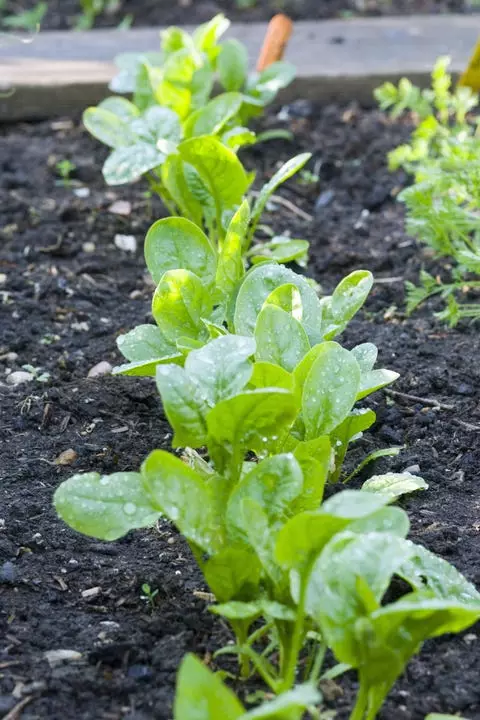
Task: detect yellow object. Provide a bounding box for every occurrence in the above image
[459,36,480,91]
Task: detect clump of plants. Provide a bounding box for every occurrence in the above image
[375,57,480,325]
[51,21,480,720]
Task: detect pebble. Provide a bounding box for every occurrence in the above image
[114,234,137,253]
[314,189,335,213]
[82,241,96,253]
[127,664,153,681]
[44,649,82,668]
[0,561,16,584]
[54,449,78,466]
[109,200,132,216]
[87,361,113,378]
[6,370,34,386]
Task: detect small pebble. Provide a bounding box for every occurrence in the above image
[87,361,113,379]
[109,200,132,216]
[0,561,16,584]
[127,664,153,681]
[114,234,137,253]
[82,242,96,253]
[73,187,90,198]
[314,190,335,213]
[6,370,34,386]
[54,449,78,466]
[44,649,82,668]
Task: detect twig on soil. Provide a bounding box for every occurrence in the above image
[250,191,313,222]
[452,418,480,431]
[3,697,33,720]
[384,388,455,411]
[373,276,404,284]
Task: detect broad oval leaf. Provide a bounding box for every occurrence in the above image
[174,654,244,720]
[356,368,399,401]
[83,106,137,149]
[243,684,321,719]
[303,342,361,439]
[184,92,243,138]
[255,305,310,372]
[103,143,165,185]
[362,472,428,500]
[142,450,226,554]
[161,154,203,227]
[351,342,378,372]
[216,200,248,308]
[152,269,211,343]
[54,472,160,541]
[202,546,261,603]
[320,270,373,339]
[218,39,248,92]
[185,334,255,405]
[145,217,217,286]
[131,106,182,144]
[234,263,323,345]
[226,454,303,542]
[249,361,294,392]
[156,364,209,447]
[116,324,177,362]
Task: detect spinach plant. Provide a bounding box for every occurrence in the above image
[375,57,480,325]
[84,14,295,202]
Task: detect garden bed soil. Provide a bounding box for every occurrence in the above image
[1,104,480,720]
[0,0,473,32]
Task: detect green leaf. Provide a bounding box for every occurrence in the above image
[203,547,261,603]
[362,472,428,500]
[54,472,160,541]
[290,436,331,512]
[234,263,323,345]
[210,600,262,620]
[161,154,203,226]
[152,269,211,343]
[243,684,321,719]
[193,13,230,55]
[248,362,294,394]
[206,389,298,474]
[226,454,303,542]
[185,335,255,405]
[425,715,470,720]
[249,153,311,237]
[302,342,361,439]
[115,323,177,364]
[142,450,226,554]
[130,105,182,144]
[349,506,410,537]
[251,237,309,267]
[351,342,377,372]
[156,364,209,447]
[255,305,310,372]
[179,136,249,210]
[343,446,403,484]
[222,126,256,151]
[320,271,373,339]
[83,106,137,148]
[357,368,399,401]
[103,143,165,185]
[216,201,248,304]
[174,654,244,720]
[275,490,392,570]
[218,39,248,92]
[240,499,284,586]
[185,92,243,138]
[145,217,217,286]
[263,283,303,320]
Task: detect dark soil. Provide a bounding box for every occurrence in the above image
[1,103,479,720]
[0,0,472,32]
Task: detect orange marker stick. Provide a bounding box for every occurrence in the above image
[256,14,293,72]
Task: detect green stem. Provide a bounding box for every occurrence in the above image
[279,577,308,692]
[247,620,275,647]
[349,682,368,720]
[309,643,326,684]
[215,645,279,693]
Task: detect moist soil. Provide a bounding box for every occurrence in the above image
[1,103,479,720]
[0,0,473,32]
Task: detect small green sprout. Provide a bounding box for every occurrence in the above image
[140,583,159,610]
[55,159,77,187]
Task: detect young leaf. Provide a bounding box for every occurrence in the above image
[144,217,217,286]
[234,263,323,345]
[362,472,428,500]
[161,154,203,226]
[179,136,250,210]
[290,436,331,512]
[174,654,244,720]
[348,506,410,538]
[130,106,182,144]
[226,454,303,542]
[249,361,295,392]
[83,106,137,148]
[255,305,310,372]
[54,472,161,541]
[142,450,226,554]
[216,201,248,306]
[302,342,361,439]
[114,324,182,376]
[320,270,373,339]
[218,39,248,92]
[184,335,256,405]
[156,364,209,447]
[185,92,243,138]
[193,13,230,55]
[152,269,211,343]
[202,547,262,603]
[206,389,298,475]
[103,143,165,185]
[249,153,311,239]
[240,498,285,586]
[243,684,321,719]
[351,342,378,372]
[357,368,399,401]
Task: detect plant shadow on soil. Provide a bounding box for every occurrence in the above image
[0,0,473,32]
[0,104,479,719]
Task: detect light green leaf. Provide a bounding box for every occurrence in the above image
[116,324,177,363]
[243,684,321,719]
[251,237,309,267]
[234,263,323,345]
[218,39,248,92]
[202,546,261,603]
[216,201,248,304]
[255,305,310,372]
[320,270,373,339]
[263,283,303,320]
[174,654,244,720]
[97,97,140,122]
[130,106,182,144]
[349,506,410,537]
[179,136,249,210]
[206,389,298,474]
[161,154,203,226]
[290,436,331,512]
[249,153,311,237]
[303,342,361,439]
[357,368,399,401]
[112,356,184,377]
[185,335,255,405]
[240,499,284,586]
[210,600,262,620]
[142,450,226,554]
[362,472,428,500]
[226,454,303,542]
[249,361,294,392]
[145,217,217,286]
[156,364,209,447]
[54,472,160,541]
[152,269,211,343]
[193,13,230,55]
[185,92,243,138]
[103,143,165,185]
[222,126,256,151]
[351,342,377,372]
[83,106,136,149]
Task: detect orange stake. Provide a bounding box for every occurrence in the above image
[256,14,293,72]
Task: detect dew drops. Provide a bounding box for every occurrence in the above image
[123,502,137,516]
